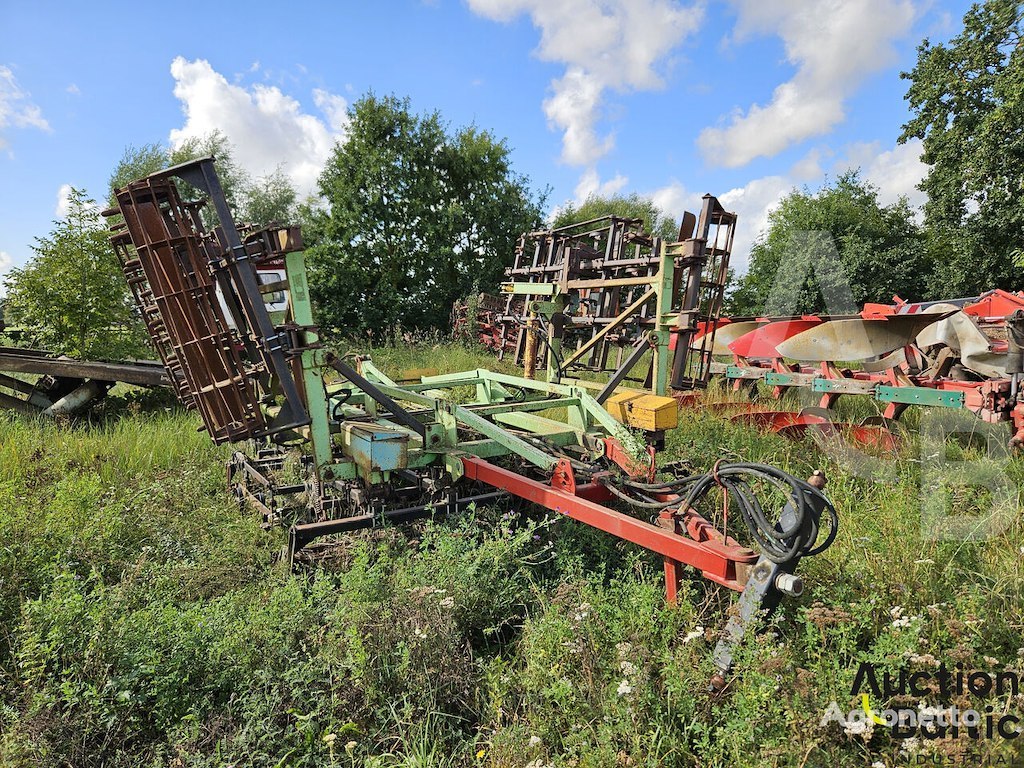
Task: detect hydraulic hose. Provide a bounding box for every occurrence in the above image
[609,462,838,565]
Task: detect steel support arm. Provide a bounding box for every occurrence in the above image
[460,454,754,591]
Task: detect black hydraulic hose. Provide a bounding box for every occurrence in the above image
[605,462,838,565]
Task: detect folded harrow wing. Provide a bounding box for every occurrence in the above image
[105,158,837,684]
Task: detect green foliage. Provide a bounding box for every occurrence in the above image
[552,192,679,241]
[242,166,298,226]
[2,188,147,359]
[728,172,927,316]
[107,132,296,228]
[900,0,1024,296]
[307,94,545,337]
[107,142,168,202]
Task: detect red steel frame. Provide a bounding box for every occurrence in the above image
[460,455,758,603]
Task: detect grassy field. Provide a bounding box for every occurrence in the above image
[2,339,1024,767]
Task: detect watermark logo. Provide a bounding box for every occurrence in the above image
[822,661,1022,743]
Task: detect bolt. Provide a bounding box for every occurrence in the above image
[775,572,804,597]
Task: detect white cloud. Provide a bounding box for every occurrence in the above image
[66,83,80,96]
[0,251,10,297]
[468,0,703,173]
[574,168,629,200]
[717,175,792,270]
[698,0,917,167]
[649,180,701,223]
[0,65,50,153]
[789,147,827,181]
[55,183,73,218]
[840,138,928,209]
[312,88,350,134]
[648,176,790,272]
[168,57,347,197]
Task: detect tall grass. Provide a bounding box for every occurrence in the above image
[1,341,1023,767]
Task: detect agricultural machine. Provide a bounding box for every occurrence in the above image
[464,211,1024,450]
[104,157,837,684]
[696,293,1024,448]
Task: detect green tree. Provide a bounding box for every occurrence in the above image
[3,188,146,359]
[107,142,168,205]
[107,132,296,229]
[308,94,545,336]
[169,131,250,219]
[728,172,927,316]
[242,167,297,226]
[552,193,678,241]
[900,0,1024,295]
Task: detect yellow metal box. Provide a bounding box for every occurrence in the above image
[605,390,643,423]
[625,394,678,431]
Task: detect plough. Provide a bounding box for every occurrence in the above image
[698,290,1024,448]
[103,158,837,684]
[462,208,1024,449]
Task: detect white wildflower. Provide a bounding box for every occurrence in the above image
[842,715,873,738]
[985,656,1000,666]
[528,735,542,748]
[616,679,633,696]
[572,602,591,621]
[683,627,705,644]
[619,660,637,676]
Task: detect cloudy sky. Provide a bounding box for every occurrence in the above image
[0,0,969,285]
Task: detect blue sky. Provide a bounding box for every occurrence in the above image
[0,0,971,286]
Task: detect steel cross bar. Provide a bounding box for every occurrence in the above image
[559,287,657,370]
[326,354,427,439]
[460,454,754,594]
[368,380,559,470]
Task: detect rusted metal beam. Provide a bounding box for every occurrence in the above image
[0,348,167,386]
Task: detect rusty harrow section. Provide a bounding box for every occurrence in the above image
[107,162,310,444]
[110,226,195,409]
[501,215,657,370]
[478,195,736,395]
